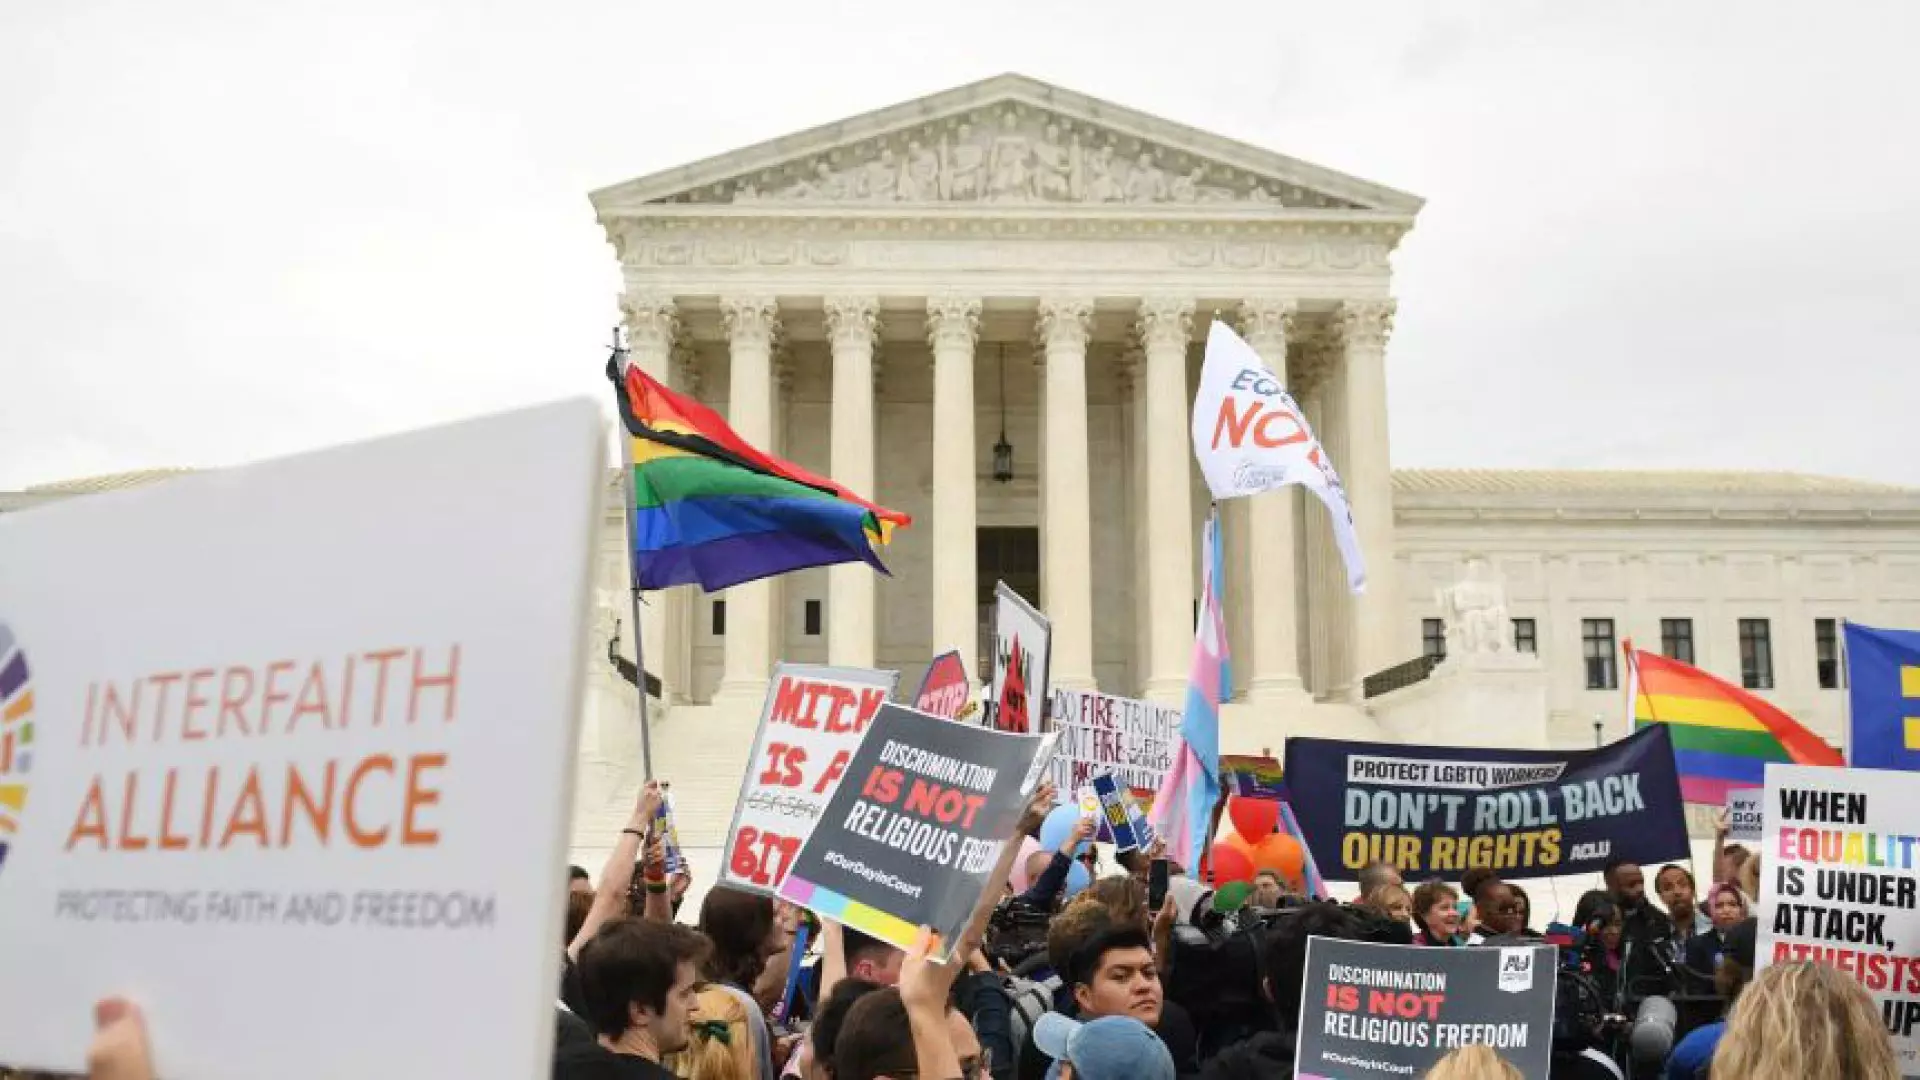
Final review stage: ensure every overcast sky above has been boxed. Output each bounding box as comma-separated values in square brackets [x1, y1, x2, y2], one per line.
[2, 1, 1915, 490]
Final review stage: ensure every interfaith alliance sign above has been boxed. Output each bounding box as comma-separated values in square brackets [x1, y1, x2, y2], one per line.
[0, 401, 604, 1080]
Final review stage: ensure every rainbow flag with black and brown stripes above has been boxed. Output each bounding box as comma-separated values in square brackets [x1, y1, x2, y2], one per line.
[608, 353, 909, 592]
[1627, 644, 1842, 805]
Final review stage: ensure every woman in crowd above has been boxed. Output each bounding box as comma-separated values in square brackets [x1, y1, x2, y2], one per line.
[1410, 880, 1462, 946]
[1425, 1044, 1522, 1079]
[1684, 883, 1749, 974]
[1571, 892, 1625, 1004]
[1362, 882, 1412, 928]
[1508, 885, 1532, 934]
[698, 887, 792, 1080]
[1710, 959, 1900, 1080]
[667, 986, 756, 1080]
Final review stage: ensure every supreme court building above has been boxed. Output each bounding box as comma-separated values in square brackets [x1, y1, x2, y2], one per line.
[571, 74, 1920, 853]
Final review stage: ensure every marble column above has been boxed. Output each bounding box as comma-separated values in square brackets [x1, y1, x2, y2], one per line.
[1037, 296, 1096, 691]
[825, 296, 879, 669]
[619, 293, 677, 705]
[1302, 341, 1353, 700]
[667, 341, 702, 701]
[716, 295, 779, 702]
[1338, 300, 1401, 686]
[927, 297, 982, 661]
[1136, 297, 1196, 704]
[1238, 298, 1308, 704]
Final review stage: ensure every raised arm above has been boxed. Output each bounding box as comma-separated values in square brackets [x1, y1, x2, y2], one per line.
[568, 780, 661, 960]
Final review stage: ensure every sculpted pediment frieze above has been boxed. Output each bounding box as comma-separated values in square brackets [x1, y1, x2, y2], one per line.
[677, 106, 1357, 210]
[594, 75, 1423, 216]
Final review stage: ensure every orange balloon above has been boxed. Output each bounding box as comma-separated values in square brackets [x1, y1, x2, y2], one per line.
[1249, 832, 1305, 883]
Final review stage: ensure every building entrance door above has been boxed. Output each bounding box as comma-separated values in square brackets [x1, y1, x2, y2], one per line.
[976, 526, 1039, 679]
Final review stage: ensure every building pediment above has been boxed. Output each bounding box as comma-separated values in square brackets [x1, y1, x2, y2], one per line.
[590, 73, 1422, 216]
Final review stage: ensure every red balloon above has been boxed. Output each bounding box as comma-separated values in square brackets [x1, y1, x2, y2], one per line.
[1208, 841, 1256, 885]
[1249, 832, 1305, 883]
[1227, 795, 1281, 843]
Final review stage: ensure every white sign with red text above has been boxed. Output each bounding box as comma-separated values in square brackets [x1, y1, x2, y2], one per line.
[1191, 319, 1365, 591]
[0, 401, 604, 1080]
[721, 663, 900, 895]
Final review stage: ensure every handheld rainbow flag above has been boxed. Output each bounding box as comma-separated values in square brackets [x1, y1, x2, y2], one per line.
[1626, 643, 1842, 804]
[608, 354, 910, 592]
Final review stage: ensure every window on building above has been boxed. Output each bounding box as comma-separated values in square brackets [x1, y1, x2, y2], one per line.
[804, 599, 823, 637]
[1816, 617, 1841, 689]
[1739, 618, 1774, 690]
[1422, 618, 1447, 661]
[1512, 618, 1537, 654]
[711, 599, 726, 637]
[1661, 618, 1695, 666]
[1582, 618, 1618, 690]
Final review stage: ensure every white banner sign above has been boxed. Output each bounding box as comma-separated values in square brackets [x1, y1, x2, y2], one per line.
[988, 581, 1051, 734]
[1726, 789, 1763, 843]
[1047, 687, 1179, 797]
[1191, 319, 1366, 592]
[720, 662, 898, 896]
[1759, 763, 1920, 1077]
[0, 400, 604, 1080]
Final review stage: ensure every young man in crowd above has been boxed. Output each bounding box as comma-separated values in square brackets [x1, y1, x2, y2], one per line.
[1020, 915, 1200, 1079]
[1654, 864, 1712, 945]
[1249, 870, 1290, 910]
[560, 918, 710, 1079]
[842, 927, 904, 986]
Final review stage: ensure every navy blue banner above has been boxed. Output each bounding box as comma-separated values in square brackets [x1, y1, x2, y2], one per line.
[1284, 726, 1689, 881]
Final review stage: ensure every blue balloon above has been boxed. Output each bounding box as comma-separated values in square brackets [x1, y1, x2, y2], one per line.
[1062, 860, 1093, 900]
[1039, 804, 1090, 855]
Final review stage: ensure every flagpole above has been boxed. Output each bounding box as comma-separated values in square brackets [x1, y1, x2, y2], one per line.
[613, 327, 657, 782]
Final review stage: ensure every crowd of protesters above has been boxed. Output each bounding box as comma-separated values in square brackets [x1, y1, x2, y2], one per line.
[20, 792, 1904, 1080]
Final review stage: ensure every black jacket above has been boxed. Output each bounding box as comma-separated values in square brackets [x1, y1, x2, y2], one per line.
[1199, 1029, 1296, 1080]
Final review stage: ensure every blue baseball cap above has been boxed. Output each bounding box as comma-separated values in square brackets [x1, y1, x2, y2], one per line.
[1032, 1014, 1175, 1080]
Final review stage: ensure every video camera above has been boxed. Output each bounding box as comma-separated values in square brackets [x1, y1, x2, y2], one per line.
[985, 899, 1053, 973]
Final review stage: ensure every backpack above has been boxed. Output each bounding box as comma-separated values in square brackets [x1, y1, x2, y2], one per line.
[1002, 971, 1062, 1053]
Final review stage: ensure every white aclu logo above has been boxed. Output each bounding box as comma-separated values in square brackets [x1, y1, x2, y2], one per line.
[1498, 949, 1535, 994]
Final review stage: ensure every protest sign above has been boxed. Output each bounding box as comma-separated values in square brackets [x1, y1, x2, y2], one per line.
[778, 702, 1049, 960]
[1295, 938, 1557, 1080]
[1047, 686, 1177, 795]
[1760, 764, 1920, 1075]
[1222, 754, 1287, 801]
[1285, 726, 1689, 880]
[914, 649, 971, 720]
[721, 662, 899, 896]
[1091, 771, 1156, 852]
[1727, 789, 1763, 844]
[988, 582, 1051, 734]
[653, 800, 686, 875]
[1192, 319, 1365, 591]
[0, 400, 603, 1080]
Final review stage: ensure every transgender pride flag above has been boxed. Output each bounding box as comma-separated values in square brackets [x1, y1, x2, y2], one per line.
[1151, 510, 1229, 872]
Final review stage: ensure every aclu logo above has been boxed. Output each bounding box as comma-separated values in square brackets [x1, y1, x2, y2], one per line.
[1497, 948, 1536, 994]
[0, 618, 36, 874]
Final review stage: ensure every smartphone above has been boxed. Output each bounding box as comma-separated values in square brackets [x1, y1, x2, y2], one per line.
[1148, 858, 1170, 911]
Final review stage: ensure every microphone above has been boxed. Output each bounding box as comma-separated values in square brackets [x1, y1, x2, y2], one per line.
[1628, 995, 1677, 1066]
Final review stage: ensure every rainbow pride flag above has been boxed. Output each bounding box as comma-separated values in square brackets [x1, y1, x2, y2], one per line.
[1628, 645, 1842, 805]
[609, 355, 909, 592]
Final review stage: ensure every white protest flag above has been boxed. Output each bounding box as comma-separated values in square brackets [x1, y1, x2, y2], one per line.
[1191, 319, 1366, 592]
